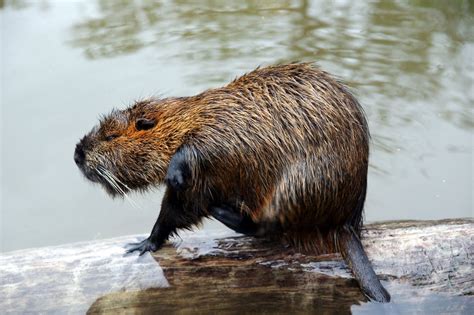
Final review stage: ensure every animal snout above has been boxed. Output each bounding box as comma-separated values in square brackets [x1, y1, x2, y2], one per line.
[74, 143, 86, 166]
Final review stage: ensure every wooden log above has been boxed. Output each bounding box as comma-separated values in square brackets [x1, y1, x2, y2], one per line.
[1, 219, 472, 314]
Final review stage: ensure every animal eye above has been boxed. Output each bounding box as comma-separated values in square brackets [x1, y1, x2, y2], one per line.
[105, 134, 119, 141]
[136, 118, 156, 131]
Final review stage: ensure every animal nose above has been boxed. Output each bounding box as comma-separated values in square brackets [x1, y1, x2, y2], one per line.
[74, 143, 86, 166]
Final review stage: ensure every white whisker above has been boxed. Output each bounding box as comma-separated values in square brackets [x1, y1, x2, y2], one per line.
[96, 167, 120, 194]
[96, 166, 142, 210]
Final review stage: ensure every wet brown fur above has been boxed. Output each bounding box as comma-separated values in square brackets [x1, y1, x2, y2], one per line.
[78, 63, 369, 256]
[76, 63, 394, 301]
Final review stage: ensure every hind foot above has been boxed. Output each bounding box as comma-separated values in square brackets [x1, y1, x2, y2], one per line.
[210, 205, 261, 236]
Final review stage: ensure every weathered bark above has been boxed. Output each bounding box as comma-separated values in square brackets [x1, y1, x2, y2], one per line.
[1, 219, 472, 314]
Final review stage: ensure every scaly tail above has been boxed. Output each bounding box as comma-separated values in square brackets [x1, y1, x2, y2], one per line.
[337, 225, 391, 303]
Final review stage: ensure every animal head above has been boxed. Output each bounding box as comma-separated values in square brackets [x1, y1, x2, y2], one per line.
[74, 99, 176, 197]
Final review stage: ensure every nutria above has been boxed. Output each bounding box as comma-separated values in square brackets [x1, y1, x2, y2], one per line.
[74, 63, 390, 302]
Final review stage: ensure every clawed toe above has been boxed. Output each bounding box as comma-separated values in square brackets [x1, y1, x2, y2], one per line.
[126, 239, 146, 247]
[125, 238, 158, 256]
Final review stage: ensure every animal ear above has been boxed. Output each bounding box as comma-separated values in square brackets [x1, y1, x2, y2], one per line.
[135, 118, 156, 131]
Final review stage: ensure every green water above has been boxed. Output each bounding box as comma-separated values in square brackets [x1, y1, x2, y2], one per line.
[1, 0, 472, 253]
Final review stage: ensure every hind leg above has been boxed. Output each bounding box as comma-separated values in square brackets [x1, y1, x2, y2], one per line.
[210, 205, 261, 236]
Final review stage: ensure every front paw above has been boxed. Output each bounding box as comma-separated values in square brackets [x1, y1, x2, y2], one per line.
[125, 238, 161, 256]
[165, 164, 188, 191]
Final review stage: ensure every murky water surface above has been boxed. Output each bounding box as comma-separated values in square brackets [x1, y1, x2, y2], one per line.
[1, 1, 472, 253]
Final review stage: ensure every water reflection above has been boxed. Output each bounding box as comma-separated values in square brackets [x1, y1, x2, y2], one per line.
[66, 0, 473, 134]
[3, 0, 472, 129]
